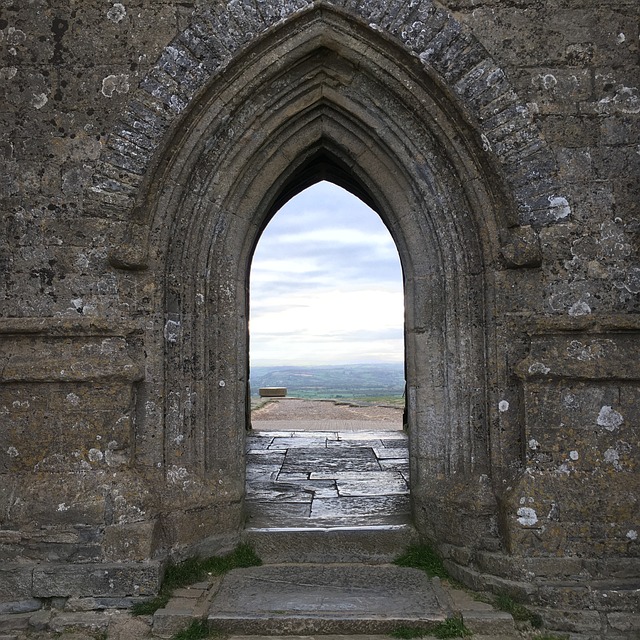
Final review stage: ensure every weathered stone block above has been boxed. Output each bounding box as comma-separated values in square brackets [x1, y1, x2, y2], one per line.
[32, 562, 162, 598]
[537, 607, 602, 633]
[48, 611, 111, 634]
[608, 612, 640, 632]
[64, 596, 150, 612]
[0, 600, 40, 615]
[103, 520, 162, 562]
[0, 612, 30, 632]
[0, 566, 33, 601]
[462, 610, 515, 635]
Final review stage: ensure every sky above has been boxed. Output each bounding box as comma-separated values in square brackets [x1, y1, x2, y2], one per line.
[250, 181, 405, 366]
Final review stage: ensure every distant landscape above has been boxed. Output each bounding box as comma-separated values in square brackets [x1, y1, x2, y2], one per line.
[250, 363, 405, 405]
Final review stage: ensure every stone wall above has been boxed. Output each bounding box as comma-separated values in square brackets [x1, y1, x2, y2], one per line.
[1, 0, 638, 636]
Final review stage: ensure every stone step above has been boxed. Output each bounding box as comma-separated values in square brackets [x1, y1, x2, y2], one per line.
[153, 563, 518, 639]
[243, 524, 418, 564]
[206, 563, 450, 635]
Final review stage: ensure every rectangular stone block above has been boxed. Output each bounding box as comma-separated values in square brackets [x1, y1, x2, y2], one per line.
[103, 520, 162, 562]
[539, 608, 602, 633]
[0, 566, 33, 601]
[0, 612, 31, 632]
[608, 612, 640, 632]
[32, 562, 162, 598]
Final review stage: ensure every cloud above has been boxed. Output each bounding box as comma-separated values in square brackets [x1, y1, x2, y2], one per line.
[250, 181, 404, 365]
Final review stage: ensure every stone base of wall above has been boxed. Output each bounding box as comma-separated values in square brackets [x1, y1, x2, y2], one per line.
[444, 548, 640, 638]
[0, 560, 164, 602]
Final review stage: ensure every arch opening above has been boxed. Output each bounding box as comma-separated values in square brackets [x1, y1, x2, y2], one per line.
[246, 179, 408, 529]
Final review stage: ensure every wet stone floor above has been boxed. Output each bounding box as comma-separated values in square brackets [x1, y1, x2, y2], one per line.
[245, 429, 410, 529]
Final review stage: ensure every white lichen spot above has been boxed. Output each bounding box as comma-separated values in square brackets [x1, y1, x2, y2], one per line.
[195, 293, 205, 305]
[31, 92, 48, 109]
[597, 85, 640, 115]
[107, 3, 127, 23]
[517, 507, 538, 527]
[174, 434, 185, 445]
[0, 67, 17, 80]
[528, 362, 551, 375]
[5, 27, 26, 45]
[569, 301, 592, 317]
[528, 438, 540, 450]
[603, 447, 621, 470]
[219, 380, 226, 388]
[57, 503, 70, 512]
[624, 266, 640, 294]
[562, 392, 579, 408]
[541, 73, 557, 90]
[480, 133, 492, 152]
[164, 319, 181, 343]
[101, 74, 130, 98]
[66, 393, 80, 406]
[6, 446, 19, 458]
[167, 465, 189, 485]
[569, 450, 579, 461]
[597, 406, 624, 431]
[88, 448, 104, 463]
[567, 339, 614, 362]
[616, 32, 626, 44]
[498, 400, 510, 413]
[627, 530, 638, 541]
[548, 195, 571, 220]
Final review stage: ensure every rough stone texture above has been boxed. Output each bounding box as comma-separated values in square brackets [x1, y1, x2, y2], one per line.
[1, 0, 639, 637]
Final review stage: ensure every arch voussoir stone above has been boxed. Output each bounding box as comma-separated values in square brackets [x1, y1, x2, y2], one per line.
[96, 0, 565, 266]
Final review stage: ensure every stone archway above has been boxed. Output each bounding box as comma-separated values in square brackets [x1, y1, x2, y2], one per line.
[101, 3, 554, 559]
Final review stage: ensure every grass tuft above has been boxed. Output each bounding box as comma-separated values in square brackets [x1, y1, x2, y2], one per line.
[171, 620, 220, 640]
[130, 592, 171, 616]
[390, 617, 471, 640]
[393, 544, 449, 579]
[132, 543, 261, 616]
[433, 617, 472, 639]
[495, 594, 543, 628]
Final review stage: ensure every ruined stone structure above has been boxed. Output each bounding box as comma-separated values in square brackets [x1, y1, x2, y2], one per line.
[1, 0, 638, 636]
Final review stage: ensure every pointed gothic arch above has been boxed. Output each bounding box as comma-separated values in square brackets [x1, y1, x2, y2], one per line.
[99, 3, 556, 557]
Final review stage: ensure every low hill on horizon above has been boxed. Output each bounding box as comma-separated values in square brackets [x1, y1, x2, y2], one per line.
[250, 362, 405, 400]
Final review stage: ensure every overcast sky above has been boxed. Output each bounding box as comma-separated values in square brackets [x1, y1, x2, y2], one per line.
[250, 181, 404, 366]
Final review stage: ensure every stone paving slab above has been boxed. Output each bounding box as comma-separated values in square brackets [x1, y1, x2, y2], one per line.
[281, 448, 382, 474]
[208, 564, 448, 634]
[246, 429, 410, 529]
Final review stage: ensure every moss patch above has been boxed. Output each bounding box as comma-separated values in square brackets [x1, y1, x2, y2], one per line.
[494, 594, 543, 628]
[390, 617, 472, 639]
[393, 544, 449, 579]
